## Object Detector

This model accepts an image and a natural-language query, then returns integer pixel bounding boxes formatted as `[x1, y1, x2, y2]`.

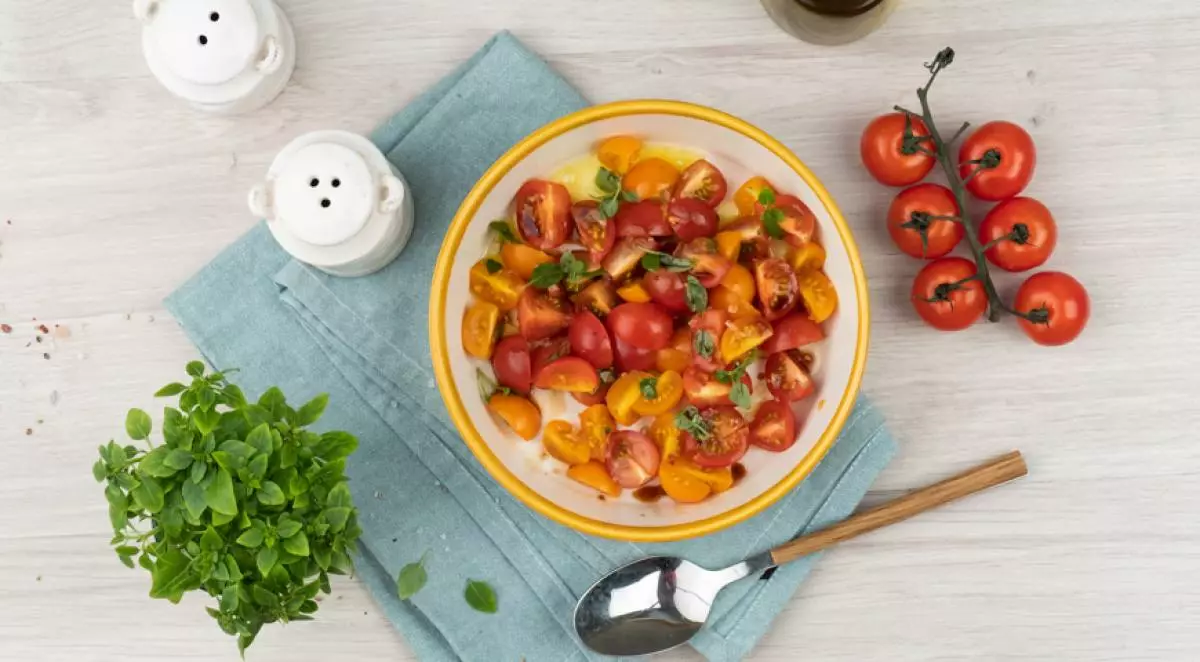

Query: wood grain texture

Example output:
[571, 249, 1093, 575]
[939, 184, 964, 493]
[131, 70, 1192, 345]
[2, 1, 1199, 660]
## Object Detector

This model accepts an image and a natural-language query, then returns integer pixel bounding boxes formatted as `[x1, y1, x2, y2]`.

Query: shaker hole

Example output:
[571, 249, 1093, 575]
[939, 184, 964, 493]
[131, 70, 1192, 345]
[210, 11, 220, 21]
[309, 178, 320, 188]
[320, 199, 332, 209]
[198, 35, 209, 46]
[332, 179, 341, 188]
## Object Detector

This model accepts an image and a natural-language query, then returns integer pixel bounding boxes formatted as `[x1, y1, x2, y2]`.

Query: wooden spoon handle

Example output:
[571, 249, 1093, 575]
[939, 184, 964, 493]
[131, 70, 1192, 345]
[770, 451, 1027, 566]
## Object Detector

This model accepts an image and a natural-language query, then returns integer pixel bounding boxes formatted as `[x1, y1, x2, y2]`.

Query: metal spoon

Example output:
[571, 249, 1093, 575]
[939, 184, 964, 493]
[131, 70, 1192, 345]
[574, 451, 1027, 657]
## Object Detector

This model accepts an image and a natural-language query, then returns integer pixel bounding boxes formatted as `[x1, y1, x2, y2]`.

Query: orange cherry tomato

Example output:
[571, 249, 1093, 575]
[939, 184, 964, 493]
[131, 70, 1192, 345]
[658, 458, 712, 504]
[797, 269, 839, 323]
[572, 279, 619, 318]
[461, 300, 500, 359]
[719, 264, 756, 303]
[579, 404, 616, 461]
[499, 243, 554, 280]
[616, 281, 652, 303]
[567, 461, 621, 497]
[655, 328, 693, 374]
[733, 176, 774, 217]
[720, 317, 774, 362]
[597, 135, 643, 175]
[487, 393, 541, 441]
[606, 370, 651, 425]
[632, 370, 684, 416]
[710, 286, 760, 321]
[714, 231, 742, 262]
[649, 411, 683, 458]
[470, 259, 525, 311]
[543, 420, 591, 466]
[790, 241, 826, 274]
[622, 157, 679, 202]
[534, 356, 600, 393]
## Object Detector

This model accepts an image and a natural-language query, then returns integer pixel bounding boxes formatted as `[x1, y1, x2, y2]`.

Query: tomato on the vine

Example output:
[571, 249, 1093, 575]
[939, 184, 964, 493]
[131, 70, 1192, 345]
[910, 257, 987, 331]
[666, 198, 719, 241]
[750, 400, 798, 452]
[673, 160, 728, 208]
[513, 179, 572, 250]
[1013, 272, 1089, 346]
[887, 183, 964, 259]
[568, 310, 614, 369]
[979, 197, 1057, 272]
[572, 200, 617, 264]
[958, 121, 1036, 201]
[861, 113, 937, 187]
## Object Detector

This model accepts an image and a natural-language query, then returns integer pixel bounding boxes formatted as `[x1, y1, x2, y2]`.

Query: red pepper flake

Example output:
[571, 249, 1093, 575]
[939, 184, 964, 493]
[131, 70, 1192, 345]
[0, 324, 11, 333]
[36, 324, 49, 334]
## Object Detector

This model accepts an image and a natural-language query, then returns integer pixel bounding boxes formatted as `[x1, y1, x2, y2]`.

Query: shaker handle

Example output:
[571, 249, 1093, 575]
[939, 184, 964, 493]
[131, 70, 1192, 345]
[248, 184, 273, 219]
[132, 0, 159, 24]
[256, 36, 283, 74]
[379, 174, 406, 215]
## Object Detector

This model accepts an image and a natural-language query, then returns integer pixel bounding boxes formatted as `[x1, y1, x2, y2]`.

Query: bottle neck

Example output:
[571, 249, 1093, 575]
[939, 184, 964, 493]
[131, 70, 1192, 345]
[794, 0, 886, 17]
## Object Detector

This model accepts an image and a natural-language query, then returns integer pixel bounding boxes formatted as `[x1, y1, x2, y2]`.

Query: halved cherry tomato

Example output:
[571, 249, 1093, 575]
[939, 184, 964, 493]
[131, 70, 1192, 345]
[491, 335, 532, 393]
[568, 310, 614, 369]
[602, 237, 655, 279]
[734, 176, 775, 216]
[571, 200, 618, 263]
[762, 312, 825, 355]
[534, 356, 600, 393]
[572, 279, 618, 318]
[658, 458, 712, 503]
[613, 337, 658, 373]
[797, 269, 839, 323]
[649, 411, 683, 458]
[764, 350, 815, 402]
[579, 404, 616, 460]
[860, 113, 936, 187]
[643, 270, 689, 314]
[487, 393, 541, 441]
[958, 121, 1036, 201]
[615, 200, 671, 237]
[674, 237, 731, 288]
[684, 406, 749, 468]
[723, 216, 765, 242]
[755, 258, 800, 321]
[530, 336, 571, 381]
[606, 370, 651, 425]
[720, 316, 773, 362]
[461, 300, 500, 360]
[673, 159, 728, 208]
[572, 369, 614, 407]
[790, 241, 826, 274]
[470, 259, 525, 311]
[656, 328, 693, 373]
[714, 231, 743, 262]
[681, 367, 751, 408]
[616, 281, 652, 303]
[514, 179, 571, 250]
[979, 197, 1057, 272]
[543, 420, 591, 466]
[623, 158, 679, 202]
[567, 461, 621, 497]
[597, 135, 642, 175]
[710, 287, 760, 320]
[750, 400, 798, 452]
[689, 309, 728, 371]
[499, 243, 554, 281]
[517, 287, 572, 341]
[666, 198, 719, 241]
[633, 370, 684, 416]
[773, 194, 817, 247]
[607, 302, 673, 350]
[719, 264, 755, 303]
[606, 430, 661, 488]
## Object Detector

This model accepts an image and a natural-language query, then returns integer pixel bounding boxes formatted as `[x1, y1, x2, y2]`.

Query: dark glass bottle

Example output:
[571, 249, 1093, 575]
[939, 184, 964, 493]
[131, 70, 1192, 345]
[762, 0, 894, 46]
[794, 0, 886, 17]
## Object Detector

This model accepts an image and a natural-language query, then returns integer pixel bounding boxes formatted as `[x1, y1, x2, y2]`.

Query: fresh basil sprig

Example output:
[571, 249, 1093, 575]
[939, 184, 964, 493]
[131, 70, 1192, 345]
[594, 167, 638, 219]
[715, 351, 758, 410]
[641, 251, 694, 273]
[674, 406, 712, 441]
[488, 220, 520, 244]
[685, 275, 708, 313]
[639, 376, 659, 400]
[758, 188, 786, 239]
[692, 330, 716, 360]
[530, 252, 604, 290]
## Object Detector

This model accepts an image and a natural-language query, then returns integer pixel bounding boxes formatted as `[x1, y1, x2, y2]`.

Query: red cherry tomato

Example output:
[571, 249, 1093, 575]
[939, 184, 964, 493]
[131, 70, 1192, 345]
[514, 179, 571, 250]
[683, 407, 749, 469]
[861, 113, 937, 187]
[533, 356, 600, 393]
[755, 258, 800, 321]
[761, 313, 825, 355]
[491, 336, 532, 394]
[614, 200, 671, 237]
[764, 350, 815, 402]
[568, 310, 614, 369]
[607, 302, 674, 350]
[606, 430, 661, 488]
[979, 197, 1057, 272]
[613, 336, 658, 372]
[572, 369, 615, 406]
[688, 309, 729, 372]
[682, 367, 751, 408]
[958, 121, 1036, 201]
[910, 257, 987, 331]
[666, 198, 719, 241]
[517, 287, 572, 341]
[672, 159, 728, 208]
[886, 183, 964, 259]
[529, 336, 571, 382]
[643, 270, 690, 314]
[1013, 272, 1089, 346]
[602, 236, 656, 280]
[750, 400, 798, 452]
[675, 238, 731, 288]
[773, 195, 817, 247]
[572, 201, 617, 264]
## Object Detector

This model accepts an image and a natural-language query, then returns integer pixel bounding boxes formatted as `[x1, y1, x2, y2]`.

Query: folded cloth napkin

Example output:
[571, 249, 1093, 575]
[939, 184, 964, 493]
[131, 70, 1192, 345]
[166, 32, 897, 662]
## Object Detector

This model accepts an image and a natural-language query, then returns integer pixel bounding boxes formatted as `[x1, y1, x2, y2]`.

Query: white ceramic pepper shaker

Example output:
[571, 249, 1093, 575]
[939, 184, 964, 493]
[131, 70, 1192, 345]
[134, 0, 296, 114]
[249, 131, 415, 277]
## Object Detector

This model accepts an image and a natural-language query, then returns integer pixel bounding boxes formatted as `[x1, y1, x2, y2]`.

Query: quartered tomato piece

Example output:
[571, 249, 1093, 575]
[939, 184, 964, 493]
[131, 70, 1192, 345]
[797, 269, 838, 323]
[602, 237, 655, 280]
[491, 335, 532, 394]
[607, 302, 674, 350]
[542, 420, 591, 465]
[666, 198, 719, 241]
[534, 356, 600, 393]
[579, 404, 616, 461]
[682, 406, 749, 469]
[616, 281, 652, 303]
[733, 176, 775, 217]
[764, 350, 815, 402]
[572, 200, 617, 263]
[649, 411, 683, 459]
[568, 310, 614, 369]
[750, 400, 798, 452]
[681, 367, 751, 408]
[714, 231, 743, 262]
[514, 179, 571, 250]
[606, 430, 662, 488]
[642, 270, 689, 314]
[461, 300, 500, 360]
[487, 393, 541, 441]
[567, 461, 621, 497]
[470, 259, 525, 311]
[755, 258, 800, 321]
[761, 312, 825, 355]
[689, 309, 728, 371]
[723, 216, 765, 242]
[632, 370, 684, 416]
[789, 241, 826, 274]
[615, 200, 672, 237]
[674, 237, 731, 288]
[719, 316, 773, 362]
[606, 370, 651, 425]
[710, 286, 760, 320]
[530, 336, 571, 382]
[658, 458, 712, 503]
[517, 287, 572, 341]
[572, 279, 618, 318]
[499, 243, 553, 281]
[719, 264, 756, 303]
[773, 194, 817, 247]
[623, 157, 680, 202]
[613, 337, 658, 373]
[597, 135, 643, 175]
[673, 160, 728, 208]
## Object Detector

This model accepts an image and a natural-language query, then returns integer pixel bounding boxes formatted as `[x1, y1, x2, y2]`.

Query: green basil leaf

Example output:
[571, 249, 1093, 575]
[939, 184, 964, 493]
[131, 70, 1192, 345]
[464, 579, 498, 614]
[484, 258, 503, 274]
[92, 460, 107, 482]
[196, 386, 216, 412]
[279, 443, 297, 469]
[221, 383, 247, 409]
[200, 525, 223, 552]
[247, 454, 269, 480]
[204, 468, 237, 516]
[149, 548, 192, 600]
[186, 360, 206, 377]
[762, 208, 785, 239]
[238, 632, 257, 657]
[257, 481, 285, 506]
[729, 381, 752, 410]
[595, 167, 620, 194]
[131, 477, 165, 514]
[313, 431, 358, 461]
[685, 275, 708, 313]
[598, 196, 619, 219]
[641, 252, 661, 271]
[276, 518, 302, 539]
[693, 329, 715, 359]
[211, 451, 235, 471]
[326, 483, 353, 509]
[395, 554, 428, 600]
[163, 448, 193, 471]
[189, 459, 208, 484]
[757, 187, 776, 207]
[639, 377, 658, 399]
[295, 393, 328, 427]
[155, 382, 187, 397]
[251, 585, 280, 609]
[211, 508, 235, 527]
[138, 447, 174, 478]
[125, 408, 152, 441]
[322, 507, 351, 533]
[313, 545, 332, 571]
[621, 190, 639, 202]
[220, 584, 239, 612]
[193, 408, 220, 435]
[182, 479, 208, 521]
[488, 220, 519, 244]
[244, 423, 272, 456]
[236, 526, 264, 548]
[282, 531, 309, 557]
[528, 262, 564, 289]
[256, 545, 278, 577]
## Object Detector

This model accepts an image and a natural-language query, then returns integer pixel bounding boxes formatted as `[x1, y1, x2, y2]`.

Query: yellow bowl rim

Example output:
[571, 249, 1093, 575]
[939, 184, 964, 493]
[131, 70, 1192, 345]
[429, 99, 870, 542]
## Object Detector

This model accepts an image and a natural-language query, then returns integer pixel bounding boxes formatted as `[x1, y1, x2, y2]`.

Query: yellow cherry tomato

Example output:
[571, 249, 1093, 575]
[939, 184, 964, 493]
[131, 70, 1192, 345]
[469, 259, 525, 311]
[579, 405, 616, 461]
[632, 370, 684, 416]
[486, 394, 541, 441]
[797, 269, 839, 323]
[616, 281, 652, 303]
[648, 411, 682, 459]
[659, 459, 712, 504]
[719, 264, 756, 303]
[675, 460, 734, 493]
[790, 241, 827, 274]
[720, 317, 774, 361]
[597, 135, 643, 175]
[567, 461, 621, 497]
[710, 286, 760, 320]
[622, 157, 679, 202]
[606, 370, 650, 425]
[500, 243, 554, 281]
[543, 420, 591, 466]
[461, 300, 500, 359]
[733, 176, 775, 217]
[714, 231, 743, 262]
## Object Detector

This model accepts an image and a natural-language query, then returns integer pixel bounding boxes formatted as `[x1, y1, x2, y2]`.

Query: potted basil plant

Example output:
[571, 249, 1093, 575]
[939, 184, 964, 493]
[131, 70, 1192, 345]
[93, 362, 362, 654]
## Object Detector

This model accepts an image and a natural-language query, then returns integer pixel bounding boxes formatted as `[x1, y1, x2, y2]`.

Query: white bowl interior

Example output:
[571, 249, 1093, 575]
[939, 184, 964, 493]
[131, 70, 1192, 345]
[442, 112, 861, 530]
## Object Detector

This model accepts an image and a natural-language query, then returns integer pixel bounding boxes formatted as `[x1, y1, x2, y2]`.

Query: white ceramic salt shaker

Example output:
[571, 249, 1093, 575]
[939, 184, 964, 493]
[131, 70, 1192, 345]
[134, 0, 296, 114]
[249, 131, 415, 277]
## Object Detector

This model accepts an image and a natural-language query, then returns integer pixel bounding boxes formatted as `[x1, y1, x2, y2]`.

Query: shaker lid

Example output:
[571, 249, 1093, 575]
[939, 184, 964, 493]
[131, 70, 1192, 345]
[273, 142, 375, 247]
[144, 0, 261, 86]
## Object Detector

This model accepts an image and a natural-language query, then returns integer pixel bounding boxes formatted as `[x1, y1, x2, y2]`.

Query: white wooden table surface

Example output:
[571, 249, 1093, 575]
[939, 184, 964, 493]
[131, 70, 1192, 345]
[3, 1, 1199, 660]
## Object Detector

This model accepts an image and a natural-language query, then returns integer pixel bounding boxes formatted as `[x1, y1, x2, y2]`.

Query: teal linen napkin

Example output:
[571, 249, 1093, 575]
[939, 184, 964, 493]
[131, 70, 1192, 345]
[165, 32, 896, 662]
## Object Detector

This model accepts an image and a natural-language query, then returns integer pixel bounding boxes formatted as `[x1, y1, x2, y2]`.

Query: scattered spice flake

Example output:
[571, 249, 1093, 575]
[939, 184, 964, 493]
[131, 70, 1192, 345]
[36, 324, 49, 334]
[36, 575, 41, 581]
[817, 399, 826, 411]
[24, 428, 32, 436]
[36, 419, 43, 425]
[0, 324, 11, 333]
[35, 336, 42, 343]
[42, 353, 50, 360]
[49, 390, 59, 405]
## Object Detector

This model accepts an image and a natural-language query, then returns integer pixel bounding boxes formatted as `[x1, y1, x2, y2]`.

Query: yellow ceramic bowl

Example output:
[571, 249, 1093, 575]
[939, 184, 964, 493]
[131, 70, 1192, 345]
[430, 100, 868, 542]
